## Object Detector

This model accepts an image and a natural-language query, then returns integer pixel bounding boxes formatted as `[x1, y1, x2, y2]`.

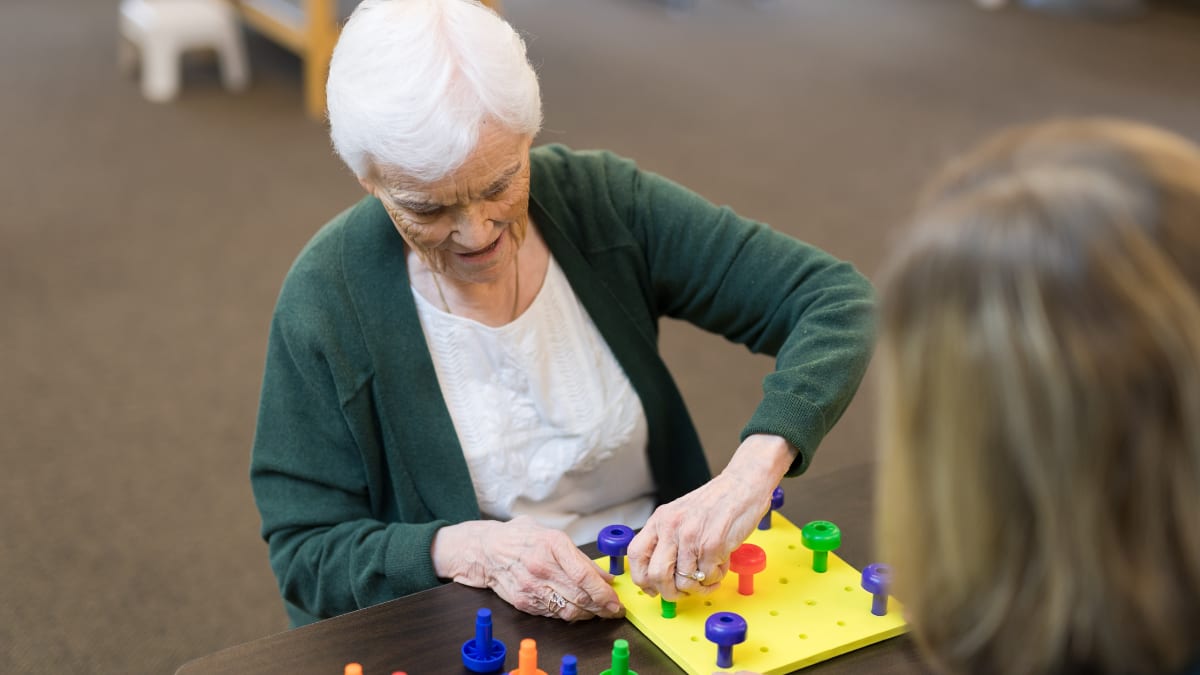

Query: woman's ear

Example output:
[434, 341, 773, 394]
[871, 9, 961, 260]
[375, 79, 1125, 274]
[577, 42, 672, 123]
[357, 176, 376, 197]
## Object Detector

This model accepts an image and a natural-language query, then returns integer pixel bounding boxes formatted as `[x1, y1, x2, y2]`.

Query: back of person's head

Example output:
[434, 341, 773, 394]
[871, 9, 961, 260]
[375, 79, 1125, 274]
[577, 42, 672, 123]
[876, 118, 1200, 674]
[327, 0, 543, 181]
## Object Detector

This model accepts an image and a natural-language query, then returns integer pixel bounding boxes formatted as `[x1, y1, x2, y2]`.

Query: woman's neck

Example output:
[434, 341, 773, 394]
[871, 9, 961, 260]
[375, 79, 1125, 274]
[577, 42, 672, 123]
[409, 221, 548, 327]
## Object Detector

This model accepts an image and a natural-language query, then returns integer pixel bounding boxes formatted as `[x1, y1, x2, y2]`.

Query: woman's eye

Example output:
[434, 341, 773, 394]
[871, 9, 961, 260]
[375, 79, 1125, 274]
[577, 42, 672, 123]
[408, 206, 443, 218]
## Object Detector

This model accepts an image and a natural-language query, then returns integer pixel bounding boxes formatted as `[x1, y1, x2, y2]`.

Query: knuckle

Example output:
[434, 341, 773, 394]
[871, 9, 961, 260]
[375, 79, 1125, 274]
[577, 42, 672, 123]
[523, 557, 553, 579]
[571, 589, 592, 607]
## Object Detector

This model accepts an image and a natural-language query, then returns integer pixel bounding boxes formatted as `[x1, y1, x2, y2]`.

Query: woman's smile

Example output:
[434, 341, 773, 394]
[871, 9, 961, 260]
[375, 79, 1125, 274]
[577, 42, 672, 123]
[453, 228, 501, 254]
[451, 228, 507, 266]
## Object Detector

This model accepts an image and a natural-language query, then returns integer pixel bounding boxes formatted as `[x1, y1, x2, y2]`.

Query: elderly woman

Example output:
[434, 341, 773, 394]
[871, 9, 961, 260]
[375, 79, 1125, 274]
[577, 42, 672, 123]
[874, 119, 1200, 674]
[250, 0, 874, 628]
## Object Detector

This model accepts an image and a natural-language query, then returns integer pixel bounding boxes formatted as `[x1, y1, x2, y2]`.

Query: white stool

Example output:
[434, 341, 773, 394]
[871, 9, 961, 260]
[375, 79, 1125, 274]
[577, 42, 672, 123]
[118, 0, 250, 102]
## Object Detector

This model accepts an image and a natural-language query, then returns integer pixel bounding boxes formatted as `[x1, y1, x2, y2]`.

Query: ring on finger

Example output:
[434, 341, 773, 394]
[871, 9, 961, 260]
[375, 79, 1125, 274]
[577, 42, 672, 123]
[546, 589, 568, 614]
[675, 569, 706, 582]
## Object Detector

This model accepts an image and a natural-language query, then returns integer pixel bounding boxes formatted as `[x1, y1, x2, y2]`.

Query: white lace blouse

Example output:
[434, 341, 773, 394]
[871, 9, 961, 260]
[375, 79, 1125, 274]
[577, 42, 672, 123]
[412, 257, 656, 545]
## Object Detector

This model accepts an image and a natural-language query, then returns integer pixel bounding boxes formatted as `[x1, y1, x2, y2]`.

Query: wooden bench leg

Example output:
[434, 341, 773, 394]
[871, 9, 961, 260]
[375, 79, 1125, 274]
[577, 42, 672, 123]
[303, 49, 330, 119]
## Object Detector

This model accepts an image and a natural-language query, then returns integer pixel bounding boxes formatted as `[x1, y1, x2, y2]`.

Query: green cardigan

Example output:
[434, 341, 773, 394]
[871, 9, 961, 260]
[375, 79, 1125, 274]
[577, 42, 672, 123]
[250, 145, 875, 627]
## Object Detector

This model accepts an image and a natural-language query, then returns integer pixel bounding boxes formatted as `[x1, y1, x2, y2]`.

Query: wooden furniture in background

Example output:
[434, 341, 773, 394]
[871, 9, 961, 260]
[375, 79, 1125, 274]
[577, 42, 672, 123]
[232, 0, 501, 120]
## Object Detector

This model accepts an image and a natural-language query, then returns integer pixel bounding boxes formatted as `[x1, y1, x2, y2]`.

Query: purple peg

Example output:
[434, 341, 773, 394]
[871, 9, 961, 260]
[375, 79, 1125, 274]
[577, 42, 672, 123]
[597, 524, 635, 575]
[757, 486, 785, 530]
[704, 612, 748, 669]
[861, 563, 892, 616]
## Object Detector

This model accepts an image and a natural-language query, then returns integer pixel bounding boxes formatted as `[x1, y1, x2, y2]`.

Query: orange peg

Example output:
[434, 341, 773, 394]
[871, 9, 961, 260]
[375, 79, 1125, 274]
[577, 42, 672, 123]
[344, 664, 362, 675]
[509, 638, 548, 675]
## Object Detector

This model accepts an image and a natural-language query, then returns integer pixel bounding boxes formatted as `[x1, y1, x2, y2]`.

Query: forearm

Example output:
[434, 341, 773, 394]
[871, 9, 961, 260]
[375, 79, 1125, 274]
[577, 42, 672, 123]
[743, 261, 876, 474]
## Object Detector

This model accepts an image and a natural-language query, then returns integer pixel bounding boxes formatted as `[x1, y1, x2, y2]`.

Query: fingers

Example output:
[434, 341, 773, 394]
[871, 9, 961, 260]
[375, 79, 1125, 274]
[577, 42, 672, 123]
[629, 514, 689, 601]
[629, 477, 766, 600]
[626, 525, 658, 591]
[540, 586, 598, 622]
[645, 525, 684, 601]
[696, 550, 730, 588]
[550, 541, 623, 620]
[487, 521, 622, 622]
[630, 504, 719, 600]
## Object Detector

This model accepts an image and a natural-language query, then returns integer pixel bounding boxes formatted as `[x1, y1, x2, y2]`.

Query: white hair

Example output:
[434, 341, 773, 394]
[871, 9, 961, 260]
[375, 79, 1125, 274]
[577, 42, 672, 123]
[327, 0, 543, 181]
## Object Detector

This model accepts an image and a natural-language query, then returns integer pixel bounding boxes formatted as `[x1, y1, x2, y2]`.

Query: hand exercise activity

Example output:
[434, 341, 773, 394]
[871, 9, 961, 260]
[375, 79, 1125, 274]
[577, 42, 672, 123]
[247, 2, 1199, 673]
[249, 0, 874, 629]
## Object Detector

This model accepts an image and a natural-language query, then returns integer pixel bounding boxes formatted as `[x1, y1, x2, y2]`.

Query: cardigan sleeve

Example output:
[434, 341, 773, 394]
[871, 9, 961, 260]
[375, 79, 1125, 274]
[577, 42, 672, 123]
[250, 252, 447, 624]
[613, 154, 876, 475]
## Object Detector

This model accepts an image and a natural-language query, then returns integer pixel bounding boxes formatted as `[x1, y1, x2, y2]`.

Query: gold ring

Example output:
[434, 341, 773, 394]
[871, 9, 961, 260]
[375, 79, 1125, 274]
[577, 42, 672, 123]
[675, 569, 705, 582]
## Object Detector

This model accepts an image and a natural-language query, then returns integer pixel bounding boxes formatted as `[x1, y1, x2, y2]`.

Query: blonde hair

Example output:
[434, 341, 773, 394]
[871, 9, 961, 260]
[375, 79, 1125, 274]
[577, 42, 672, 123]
[876, 119, 1200, 674]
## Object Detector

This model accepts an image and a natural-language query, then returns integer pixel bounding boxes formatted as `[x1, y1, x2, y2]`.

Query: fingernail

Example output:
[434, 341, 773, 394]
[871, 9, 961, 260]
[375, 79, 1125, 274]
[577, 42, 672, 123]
[606, 602, 621, 614]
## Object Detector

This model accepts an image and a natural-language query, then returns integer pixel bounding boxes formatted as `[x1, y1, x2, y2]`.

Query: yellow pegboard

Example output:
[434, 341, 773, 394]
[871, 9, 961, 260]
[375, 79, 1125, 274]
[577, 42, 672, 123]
[597, 514, 907, 674]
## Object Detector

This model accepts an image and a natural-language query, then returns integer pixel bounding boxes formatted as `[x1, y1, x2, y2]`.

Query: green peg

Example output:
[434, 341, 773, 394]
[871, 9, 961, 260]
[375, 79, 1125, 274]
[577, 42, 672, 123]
[599, 638, 638, 675]
[801, 520, 842, 573]
[660, 597, 676, 619]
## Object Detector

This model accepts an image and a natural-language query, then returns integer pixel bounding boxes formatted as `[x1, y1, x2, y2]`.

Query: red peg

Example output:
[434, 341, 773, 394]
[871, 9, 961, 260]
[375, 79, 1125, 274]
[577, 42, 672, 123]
[729, 543, 766, 595]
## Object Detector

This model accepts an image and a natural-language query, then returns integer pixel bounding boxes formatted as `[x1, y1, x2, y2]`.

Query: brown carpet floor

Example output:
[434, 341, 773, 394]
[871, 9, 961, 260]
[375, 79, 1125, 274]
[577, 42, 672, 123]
[3, 0, 1199, 672]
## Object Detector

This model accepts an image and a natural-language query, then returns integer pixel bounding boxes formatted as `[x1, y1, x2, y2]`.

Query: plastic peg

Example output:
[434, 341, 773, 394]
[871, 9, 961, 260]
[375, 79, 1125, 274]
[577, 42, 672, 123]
[758, 486, 785, 530]
[509, 638, 547, 675]
[660, 597, 676, 619]
[597, 524, 635, 575]
[599, 638, 637, 675]
[559, 654, 577, 675]
[462, 608, 507, 672]
[344, 664, 362, 675]
[705, 612, 748, 669]
[861, 563, 892, 616]
[801, 520, 842, 573]
[729, 543, 767, 596]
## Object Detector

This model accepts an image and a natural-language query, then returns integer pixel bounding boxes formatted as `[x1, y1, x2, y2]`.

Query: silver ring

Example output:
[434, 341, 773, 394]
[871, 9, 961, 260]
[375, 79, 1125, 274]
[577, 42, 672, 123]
[675, 569, 706, 582]
[547, 590, 568, 613]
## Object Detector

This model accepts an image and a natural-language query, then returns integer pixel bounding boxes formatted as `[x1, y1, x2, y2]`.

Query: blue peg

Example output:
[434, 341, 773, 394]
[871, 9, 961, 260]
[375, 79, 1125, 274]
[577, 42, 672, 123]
[704, 612, 748, 669]
[597, 524, 635, 575]
[461, 608, 506, 672]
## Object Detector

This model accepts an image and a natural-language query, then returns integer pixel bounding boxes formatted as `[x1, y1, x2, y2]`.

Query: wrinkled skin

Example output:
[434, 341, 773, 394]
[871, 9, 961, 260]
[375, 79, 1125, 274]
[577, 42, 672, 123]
[628, 434, 796, 602]
[432, 516, 624, 622]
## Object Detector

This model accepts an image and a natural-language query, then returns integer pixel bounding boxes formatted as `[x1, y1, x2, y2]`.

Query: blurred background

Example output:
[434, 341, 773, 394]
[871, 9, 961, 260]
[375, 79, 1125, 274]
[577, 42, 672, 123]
[3, 0, 1199, 672]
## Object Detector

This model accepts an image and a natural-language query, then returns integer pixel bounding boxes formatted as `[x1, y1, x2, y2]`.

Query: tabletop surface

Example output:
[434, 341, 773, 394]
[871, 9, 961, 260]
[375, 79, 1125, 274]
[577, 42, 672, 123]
[176, 462, 927, 675]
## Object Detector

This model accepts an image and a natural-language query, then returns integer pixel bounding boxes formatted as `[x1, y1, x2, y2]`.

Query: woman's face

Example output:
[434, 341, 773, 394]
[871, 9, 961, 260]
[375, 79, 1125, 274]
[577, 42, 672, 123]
[362, 123, 534, 285]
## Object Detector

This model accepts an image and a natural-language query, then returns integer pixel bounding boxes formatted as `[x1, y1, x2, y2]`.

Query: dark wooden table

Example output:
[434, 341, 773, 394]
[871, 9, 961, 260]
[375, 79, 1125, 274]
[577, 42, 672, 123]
[176, 462, 925, 675]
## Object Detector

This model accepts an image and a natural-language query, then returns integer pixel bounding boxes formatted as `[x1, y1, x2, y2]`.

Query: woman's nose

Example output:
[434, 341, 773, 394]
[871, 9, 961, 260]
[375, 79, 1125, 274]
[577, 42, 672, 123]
[453, 204, 495, 248]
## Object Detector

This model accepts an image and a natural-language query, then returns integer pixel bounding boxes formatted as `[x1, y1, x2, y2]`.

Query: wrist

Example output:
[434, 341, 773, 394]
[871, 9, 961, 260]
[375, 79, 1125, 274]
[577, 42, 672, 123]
[722, 434, 796, 489]
[431, 521, 488, 582]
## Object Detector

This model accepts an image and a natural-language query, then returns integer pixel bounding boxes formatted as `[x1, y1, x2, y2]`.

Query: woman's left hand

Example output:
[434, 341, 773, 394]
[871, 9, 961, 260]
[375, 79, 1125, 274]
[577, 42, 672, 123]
[626, 434, 797, 601]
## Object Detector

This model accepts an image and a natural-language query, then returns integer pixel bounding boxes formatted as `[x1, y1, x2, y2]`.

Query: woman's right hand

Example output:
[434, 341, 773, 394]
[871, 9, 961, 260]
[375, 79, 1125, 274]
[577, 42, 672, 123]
[432, 516, 624, 622]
